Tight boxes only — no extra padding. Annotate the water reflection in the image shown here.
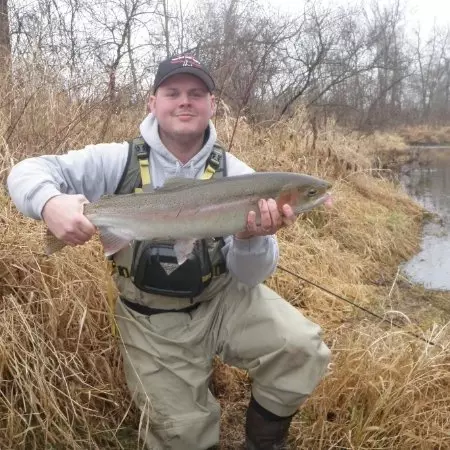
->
[400,146,450,290]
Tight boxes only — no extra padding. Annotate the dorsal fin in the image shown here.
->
[99,194,116,200]
[157,176,206,191]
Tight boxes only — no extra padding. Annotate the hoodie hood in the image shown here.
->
[139,113,217,188]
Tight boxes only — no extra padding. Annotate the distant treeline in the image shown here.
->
[1,0,450,129]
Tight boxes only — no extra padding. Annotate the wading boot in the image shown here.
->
[245,397,294,450]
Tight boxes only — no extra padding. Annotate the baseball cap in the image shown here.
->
[153,54,216,93]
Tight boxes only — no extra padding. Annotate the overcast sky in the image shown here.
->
[270,0,450,32]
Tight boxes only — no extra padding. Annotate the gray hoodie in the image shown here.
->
[7,114,279,287]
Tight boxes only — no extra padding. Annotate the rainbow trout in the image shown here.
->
[45,172,331,261]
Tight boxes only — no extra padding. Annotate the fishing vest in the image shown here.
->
[110,137,229,301]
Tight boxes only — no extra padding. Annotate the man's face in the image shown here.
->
[149,74,216,140]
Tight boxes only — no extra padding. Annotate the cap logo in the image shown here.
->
[171,55,201,68]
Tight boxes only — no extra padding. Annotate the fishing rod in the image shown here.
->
[277,265,442,348]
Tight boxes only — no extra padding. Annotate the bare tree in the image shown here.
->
[414,25,449,121]
[85,0,158,102]
[4,0,450,127]
[0,0,11,75]
[160,0,171,58]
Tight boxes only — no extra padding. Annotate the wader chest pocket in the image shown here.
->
[132,241,213,298]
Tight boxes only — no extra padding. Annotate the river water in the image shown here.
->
[399,146,450,290]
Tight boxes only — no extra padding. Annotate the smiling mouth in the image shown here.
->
[176,115,197,122]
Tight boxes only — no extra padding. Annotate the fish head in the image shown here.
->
[275,173,332,214]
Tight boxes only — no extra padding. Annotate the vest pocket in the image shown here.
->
[131,240,213,298]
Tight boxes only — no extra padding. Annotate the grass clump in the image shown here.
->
[398,125,450,146]
[0,201,139,449]
[293,324,450,449]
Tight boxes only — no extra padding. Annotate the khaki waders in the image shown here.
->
[115,274,330,450]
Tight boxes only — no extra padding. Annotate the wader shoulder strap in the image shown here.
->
[138,142,227,188]
[201,144,227,180]
[114,137,150,195]
[133,137,151,193]
[115,137,228,194]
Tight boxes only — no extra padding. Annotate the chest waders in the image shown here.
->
[107,137,229,322]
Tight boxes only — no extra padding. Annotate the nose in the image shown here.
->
[178,92,191,106]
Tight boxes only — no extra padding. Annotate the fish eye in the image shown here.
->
[307,188,318,197]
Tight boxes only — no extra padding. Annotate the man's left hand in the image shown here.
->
[235,199,295,239]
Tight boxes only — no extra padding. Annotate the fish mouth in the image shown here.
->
[294,192,331,214]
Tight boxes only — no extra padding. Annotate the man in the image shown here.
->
[7,54,330,450]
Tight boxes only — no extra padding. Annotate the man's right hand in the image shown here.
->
[42,194,97,246]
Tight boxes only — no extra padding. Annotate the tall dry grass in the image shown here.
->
[1,75,450,449]
[398,125,450,146]
[0,201,139,449]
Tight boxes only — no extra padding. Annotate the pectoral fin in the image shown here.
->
[173,238,196,265]
[99,228,134,256]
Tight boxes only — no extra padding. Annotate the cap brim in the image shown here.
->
[154,67,215,93]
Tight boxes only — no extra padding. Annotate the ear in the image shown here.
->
[210,94,217,117]
[148,94,156,113]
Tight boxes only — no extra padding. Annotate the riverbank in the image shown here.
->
[398,125,450,146]
[1,107,449,449]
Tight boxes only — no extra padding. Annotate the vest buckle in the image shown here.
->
[208,149,221,170]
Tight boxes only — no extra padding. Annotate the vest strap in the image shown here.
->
[130,137,151,192]
[201,147,222,180]
[137,158,150,191]
[131,139,225,189]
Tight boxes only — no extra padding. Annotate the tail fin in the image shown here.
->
[44,228,67,255]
